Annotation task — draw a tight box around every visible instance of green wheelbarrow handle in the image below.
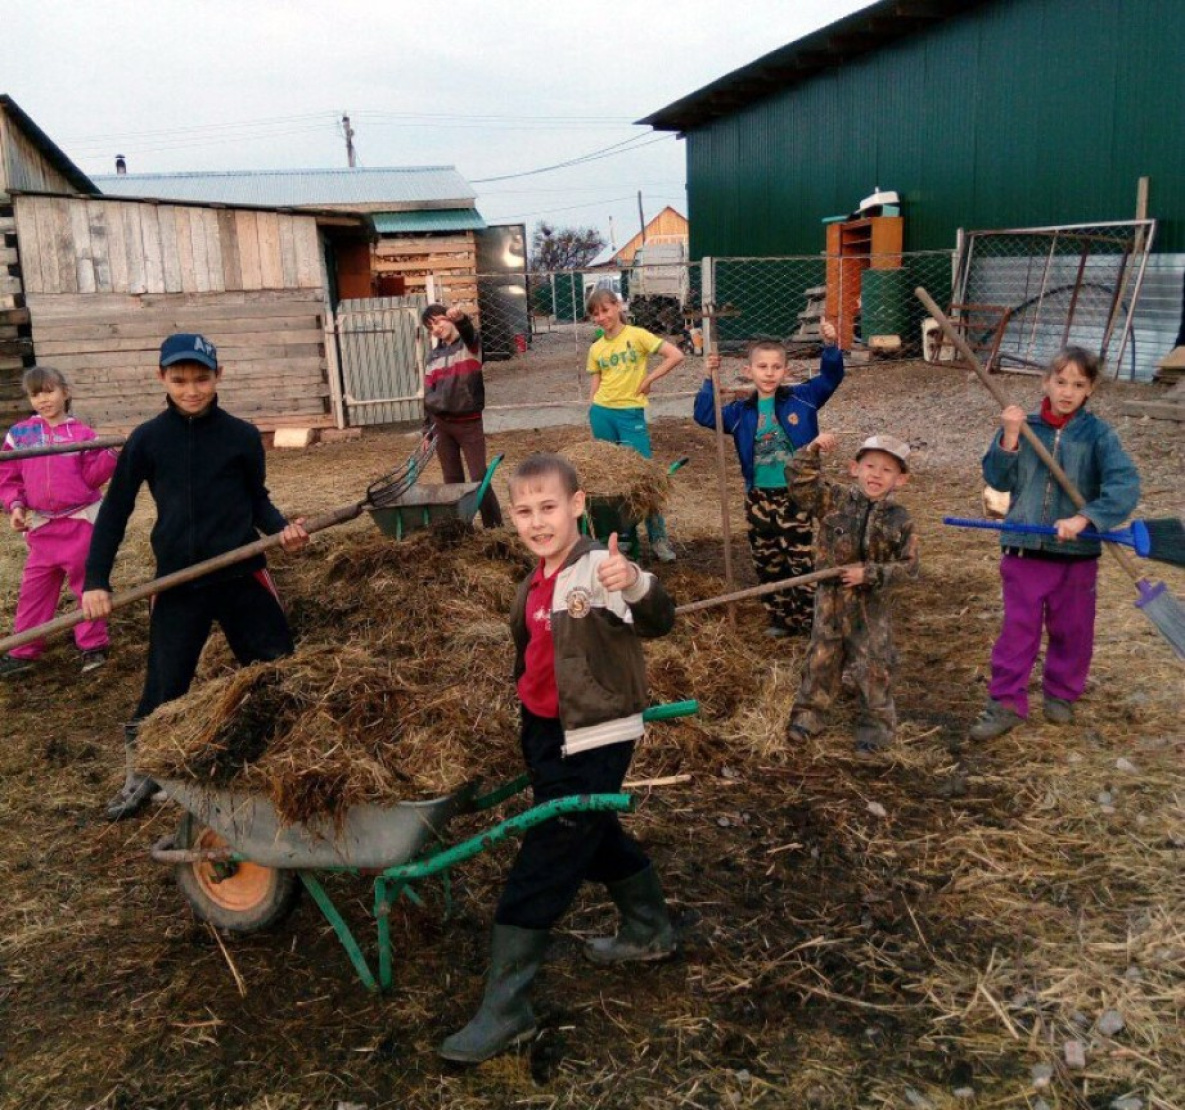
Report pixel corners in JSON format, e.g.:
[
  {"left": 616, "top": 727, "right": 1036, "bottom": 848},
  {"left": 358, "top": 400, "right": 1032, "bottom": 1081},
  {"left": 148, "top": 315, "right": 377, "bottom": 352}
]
[
  {"left": 667, "top": 456, "right": 690, "bottom": 475},
  {"left": 472, "top": 453, "right": 504, "bottom": 514},
  {"left": 471, "top": 700, "right": 699, "bottom": 810}
]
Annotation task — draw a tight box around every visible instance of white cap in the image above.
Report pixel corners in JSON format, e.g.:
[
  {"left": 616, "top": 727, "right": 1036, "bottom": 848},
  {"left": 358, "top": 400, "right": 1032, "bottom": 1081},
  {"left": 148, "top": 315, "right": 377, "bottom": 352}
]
[{"left": 856, "top": 434, "right": 910, "bottom": 472}]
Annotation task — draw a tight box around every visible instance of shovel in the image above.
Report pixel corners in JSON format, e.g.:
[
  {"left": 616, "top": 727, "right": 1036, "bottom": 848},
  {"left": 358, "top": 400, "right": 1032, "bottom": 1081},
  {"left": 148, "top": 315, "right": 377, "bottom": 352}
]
[
  {"left": 917, "top": 287, "right": 1185, "bottom": 661},
  {"left": 0, "top": 432, "right": 438, "bottom": 656},
  {"left": 2, "top": 436, "right": 125, "bottom": 461}
]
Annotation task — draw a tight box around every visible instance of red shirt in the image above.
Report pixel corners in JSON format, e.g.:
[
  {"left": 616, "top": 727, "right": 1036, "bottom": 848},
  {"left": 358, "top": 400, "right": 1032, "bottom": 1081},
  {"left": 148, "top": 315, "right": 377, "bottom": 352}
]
[{"left": 516, "top": 561, "right": 560, "bottom": 719}]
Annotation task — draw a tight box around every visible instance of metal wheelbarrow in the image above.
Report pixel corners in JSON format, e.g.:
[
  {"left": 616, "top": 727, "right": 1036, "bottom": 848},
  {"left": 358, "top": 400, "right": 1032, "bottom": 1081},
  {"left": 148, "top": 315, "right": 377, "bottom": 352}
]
[
  {"left": 369, "top": 454, "right": 503, "bottom": 539},
  {"left": 150, "top": 700, "right": 698, "bottom": 992},
  {"left": 581, "top": 456, "right": 688, "bottom": 559}
]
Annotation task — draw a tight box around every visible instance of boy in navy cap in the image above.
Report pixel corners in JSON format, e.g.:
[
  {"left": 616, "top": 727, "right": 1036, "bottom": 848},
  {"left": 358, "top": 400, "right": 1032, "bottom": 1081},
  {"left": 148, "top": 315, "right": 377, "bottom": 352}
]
[{"left": 82, "top": 333, "right": 309, "bottom": 819}]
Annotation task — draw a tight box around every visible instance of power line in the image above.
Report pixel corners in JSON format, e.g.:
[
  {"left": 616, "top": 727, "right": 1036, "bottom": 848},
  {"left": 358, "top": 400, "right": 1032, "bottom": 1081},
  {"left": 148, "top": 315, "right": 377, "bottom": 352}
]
[{"left": 471, "top": 134, "right": 673, "bottom": 184}]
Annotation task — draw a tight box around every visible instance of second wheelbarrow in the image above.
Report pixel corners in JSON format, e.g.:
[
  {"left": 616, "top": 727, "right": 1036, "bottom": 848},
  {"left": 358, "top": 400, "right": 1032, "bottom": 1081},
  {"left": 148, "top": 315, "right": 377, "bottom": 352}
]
[{"left": 369, "top": 454, "right": 503, "bottom": 539}]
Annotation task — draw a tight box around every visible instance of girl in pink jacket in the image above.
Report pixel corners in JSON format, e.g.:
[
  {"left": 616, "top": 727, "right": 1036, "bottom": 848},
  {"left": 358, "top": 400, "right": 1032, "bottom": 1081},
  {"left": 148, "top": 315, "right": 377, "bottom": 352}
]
[{"left": 0, "top": 367, "right": 118, "bottom": 676}]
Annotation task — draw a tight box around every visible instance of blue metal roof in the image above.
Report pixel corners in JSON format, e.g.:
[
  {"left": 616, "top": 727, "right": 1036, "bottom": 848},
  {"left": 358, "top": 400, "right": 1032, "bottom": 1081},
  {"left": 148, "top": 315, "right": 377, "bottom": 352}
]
[
  {"left": 92, "top": 165, "right": 476, "bottom": 209},
  {"left": 372, "top": 208, "right": 487, "bottom": 234}
]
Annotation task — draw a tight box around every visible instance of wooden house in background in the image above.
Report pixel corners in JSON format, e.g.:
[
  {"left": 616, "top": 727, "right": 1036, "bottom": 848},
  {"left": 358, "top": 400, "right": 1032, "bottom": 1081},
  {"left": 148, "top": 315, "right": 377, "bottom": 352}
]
[
  {"left": 1, "top": 96, "right": 375, "bottom": 432},
  {"left": 608, "top": 206, "right": 689, "bottom": 267}
]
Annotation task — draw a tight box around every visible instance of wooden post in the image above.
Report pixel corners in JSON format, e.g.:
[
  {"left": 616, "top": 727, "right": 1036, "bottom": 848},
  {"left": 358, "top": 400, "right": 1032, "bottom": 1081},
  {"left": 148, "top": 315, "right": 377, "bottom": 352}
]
[
  {"left": 1110, "top": 176, "right": 1150, "bottom": 375},
  {"left": 702, "top": 257, "right": 736, "bottom": 624}
]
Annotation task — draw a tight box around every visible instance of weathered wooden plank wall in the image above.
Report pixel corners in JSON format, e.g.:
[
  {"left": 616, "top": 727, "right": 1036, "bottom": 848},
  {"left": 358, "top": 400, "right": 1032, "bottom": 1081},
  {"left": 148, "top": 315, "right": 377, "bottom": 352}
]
[
  {"left": 23, "top": 289, "right": 333, "bottom": 432},
  {"left": 13, "top": 194, "right": 335, "bottom": 433}
]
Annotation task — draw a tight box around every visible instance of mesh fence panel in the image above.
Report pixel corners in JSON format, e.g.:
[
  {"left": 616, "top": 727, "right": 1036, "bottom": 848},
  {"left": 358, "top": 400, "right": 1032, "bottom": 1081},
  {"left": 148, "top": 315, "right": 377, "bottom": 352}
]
[{"left": 955, "top": 222, "right": 1155, "bottom": 376}]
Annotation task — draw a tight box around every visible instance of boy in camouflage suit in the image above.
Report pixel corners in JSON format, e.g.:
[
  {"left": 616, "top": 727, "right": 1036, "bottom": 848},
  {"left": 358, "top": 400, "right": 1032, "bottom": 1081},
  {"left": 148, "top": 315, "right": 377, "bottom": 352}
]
[{"left": 785, "top": 433, "right": 919, "bottom": 752}]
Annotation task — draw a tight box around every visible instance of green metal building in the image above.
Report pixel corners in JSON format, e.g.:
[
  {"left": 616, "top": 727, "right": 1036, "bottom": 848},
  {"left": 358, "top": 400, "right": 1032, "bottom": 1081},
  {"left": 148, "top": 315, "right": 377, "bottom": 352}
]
[{"left": 642, "top": 0, "right": 1185, "bottom": 257}]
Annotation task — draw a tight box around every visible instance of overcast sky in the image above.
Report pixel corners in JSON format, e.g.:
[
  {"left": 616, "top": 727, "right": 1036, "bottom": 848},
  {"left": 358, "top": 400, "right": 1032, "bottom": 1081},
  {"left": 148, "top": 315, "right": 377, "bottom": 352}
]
[{"left": 6, "top": 1, "right": 868, "bottom": 253}]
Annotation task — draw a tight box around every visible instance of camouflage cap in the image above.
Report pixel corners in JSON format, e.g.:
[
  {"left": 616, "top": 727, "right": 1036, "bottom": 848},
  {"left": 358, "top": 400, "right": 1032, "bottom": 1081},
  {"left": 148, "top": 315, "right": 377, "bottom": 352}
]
[{"left": 855, "top": 434, "right": 910, "bottom": 472}]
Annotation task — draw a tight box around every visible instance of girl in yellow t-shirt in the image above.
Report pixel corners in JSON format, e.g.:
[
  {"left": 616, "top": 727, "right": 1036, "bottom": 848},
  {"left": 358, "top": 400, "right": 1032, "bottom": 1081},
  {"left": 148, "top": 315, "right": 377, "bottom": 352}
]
[{"left": 585, "top": 289, "right": 684, "bottom": 562}]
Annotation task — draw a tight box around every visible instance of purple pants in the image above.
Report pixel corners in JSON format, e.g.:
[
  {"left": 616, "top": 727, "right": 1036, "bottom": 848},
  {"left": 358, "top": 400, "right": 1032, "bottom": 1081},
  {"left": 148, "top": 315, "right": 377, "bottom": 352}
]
[
  {"left": 989, "top": 553, "right": 1098, "bottom": 717},
  {"left": 11, "top": 517, "right": 108, "bottom": 658}
]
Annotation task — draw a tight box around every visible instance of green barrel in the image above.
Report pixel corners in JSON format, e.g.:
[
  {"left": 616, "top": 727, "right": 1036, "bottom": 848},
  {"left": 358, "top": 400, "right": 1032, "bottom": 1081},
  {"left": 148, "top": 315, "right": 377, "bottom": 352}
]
[{"left": 861, "top": 268, "right": 909, "bottom": 338}]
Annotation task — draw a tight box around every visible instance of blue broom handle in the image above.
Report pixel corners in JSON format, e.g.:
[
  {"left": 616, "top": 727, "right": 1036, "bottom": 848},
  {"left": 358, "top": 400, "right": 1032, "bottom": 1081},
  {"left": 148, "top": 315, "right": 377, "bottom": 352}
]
[{"left": 942, "top": 516, "right": 1137, "bottom": 548}]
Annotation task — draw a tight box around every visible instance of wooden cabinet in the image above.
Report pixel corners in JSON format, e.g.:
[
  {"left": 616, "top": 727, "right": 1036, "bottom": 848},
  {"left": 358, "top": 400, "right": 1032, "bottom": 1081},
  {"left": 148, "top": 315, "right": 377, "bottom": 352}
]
[{"left": 824, "top": 216, "right": 903, "bottom": 349}]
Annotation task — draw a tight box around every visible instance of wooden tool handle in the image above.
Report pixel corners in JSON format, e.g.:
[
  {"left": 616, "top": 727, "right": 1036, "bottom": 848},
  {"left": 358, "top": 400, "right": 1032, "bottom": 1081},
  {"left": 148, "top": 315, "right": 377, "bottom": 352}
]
[
  {"left": 0, "top": 501, "right": 364, "bottom": 655},
  {"left": 1, "top": 435, "right": 126, "bottom": 461},
  {"left": 676, "top": 566, "right": 849, "bottom": 615},
  {"left": 915, "top": 288, "right": 1144, "bottom": 585}
]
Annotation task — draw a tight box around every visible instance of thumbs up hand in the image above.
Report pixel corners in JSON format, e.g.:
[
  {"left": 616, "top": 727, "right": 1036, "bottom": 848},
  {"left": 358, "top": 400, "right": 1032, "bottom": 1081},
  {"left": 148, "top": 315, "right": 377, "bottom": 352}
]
[{"left": 597, "top": 532, "right": 640, "bottom": 593}]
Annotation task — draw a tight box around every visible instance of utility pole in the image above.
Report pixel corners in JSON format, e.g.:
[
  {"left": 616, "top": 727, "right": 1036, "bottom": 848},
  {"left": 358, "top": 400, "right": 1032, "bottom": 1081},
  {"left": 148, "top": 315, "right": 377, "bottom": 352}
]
[
  {"left": 342, "top": 113, "right": 357, "bottom": 168},
  {"left": 637, "top": 191, "right": 647, "bottom": 246}
]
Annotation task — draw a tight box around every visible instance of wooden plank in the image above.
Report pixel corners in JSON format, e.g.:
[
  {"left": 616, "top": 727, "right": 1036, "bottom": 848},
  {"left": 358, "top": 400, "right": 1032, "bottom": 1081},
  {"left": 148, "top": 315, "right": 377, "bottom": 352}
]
[
  {"left": 217, "top": 209, "right": 242, "bottom": 291},
  {"left": 158, "top": 207, "right": 183, "bottom": 294},
  {"left": 1118, "top": 399, "right": 1185, "bottom": 421},
  {"left": 0, "top": 337, "right": 34, "bottom": 358},
  {"left": 47, "top": 347, "right": 326, "bottom": 372},
  {"left": 173, "top": 207, "right": 197, "bottom": 293},
  {"left": 67, "top": 201, "right": 96, "bottom": 294},
  {"left": 105, "top": 202, "right": 129, "bottom": 292},
  {"left": 33, "top": 314, "right": 323, "bottom": 341},
  {"left": 86, "top": 200, "right": 112, "bottom": 293},
  {"left": 0, "top": 307, "right": 30, "bottom": 326},
  {"left": 50, "top": 197, "right": 79, "bottom": 295},
  {"left": 34, "top": 197, "right": 61, "bottom": 293},
  {"left": 292, "top": 219, "right": 320, "bottom": 289},
  {"left": 35, "top": 326, "right": 322, "bottom": 353},
  {"left": 189, "top": 204, "right": 212, "bottom": 293},
  {"left": 13, "top": 200, "right": 43, "bottom": 294},
  {"left": 140, "top": 204, "right": 166, "bottom": 293},
  {"left": 278, "top": 215, "right": 298, "bottom": 287},
  {"left": 235, "top": 210, "right": 263, "bottom": 291},
  {"left": 373, "top": 257, "right": 476, "bottom": 273},
  {"left": 201, "top": 209, "right": 225, "bottom": 293},
  {"left": 0, "top": 246, "right": 17, "bottom": 266},
  {"left": 122, "top": 203, "right": 146, "bottom": 294},
  {"left": 375, "top": 234, "right": 474, "bottom": 255},
  {"left": 25, "top": 288, "right": 325, "bottom": 316},
  {"left": 256, "top": 210, "right": 283, "bottom": 290}
]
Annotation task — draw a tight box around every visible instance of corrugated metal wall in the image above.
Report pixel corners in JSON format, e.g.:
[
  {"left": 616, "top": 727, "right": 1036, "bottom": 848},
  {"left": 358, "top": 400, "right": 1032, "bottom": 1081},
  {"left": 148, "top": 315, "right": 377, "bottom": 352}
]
[{"left": 686, "top": 0, "right": 1185, "bottom": 258}]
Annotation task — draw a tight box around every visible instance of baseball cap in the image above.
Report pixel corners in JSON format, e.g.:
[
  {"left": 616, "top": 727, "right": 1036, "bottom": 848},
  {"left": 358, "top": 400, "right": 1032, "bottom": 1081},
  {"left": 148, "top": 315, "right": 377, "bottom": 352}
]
[
  {"left": 160, "top": 333, "right": 218, "bottom": 371},
  {"left": 855, "top": 434, "right": 910, "bottom": 472}
]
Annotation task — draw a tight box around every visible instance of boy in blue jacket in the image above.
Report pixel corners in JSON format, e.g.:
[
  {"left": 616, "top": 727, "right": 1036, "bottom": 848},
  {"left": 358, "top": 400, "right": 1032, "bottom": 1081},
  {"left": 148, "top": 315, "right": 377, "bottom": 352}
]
[{"left": 694, "top": 323, "right": 843, "bottom": 635}]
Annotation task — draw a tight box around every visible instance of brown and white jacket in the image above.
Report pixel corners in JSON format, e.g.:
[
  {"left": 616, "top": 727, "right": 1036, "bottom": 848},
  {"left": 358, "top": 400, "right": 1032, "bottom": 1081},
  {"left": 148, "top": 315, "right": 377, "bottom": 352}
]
[{"left": 511, "top": 537, "right": 675, "bottom": 755}]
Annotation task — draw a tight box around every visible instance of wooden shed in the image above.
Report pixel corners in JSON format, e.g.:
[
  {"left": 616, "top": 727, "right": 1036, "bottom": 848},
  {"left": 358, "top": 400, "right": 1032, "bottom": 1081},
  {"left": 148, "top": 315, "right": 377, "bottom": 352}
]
[
  {"left": 11, "top": 190, "right": 373, "bottom": 432},
  {"left": 1, "top": 95, "right": 97, "bottom": 423}
]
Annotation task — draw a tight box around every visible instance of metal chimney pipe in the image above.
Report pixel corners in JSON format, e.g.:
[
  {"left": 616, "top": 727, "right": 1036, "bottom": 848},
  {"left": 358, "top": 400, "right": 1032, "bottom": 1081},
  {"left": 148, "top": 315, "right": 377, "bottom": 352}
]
[{"left": 115, "top": 154, "right": 127, "bottom": 175}]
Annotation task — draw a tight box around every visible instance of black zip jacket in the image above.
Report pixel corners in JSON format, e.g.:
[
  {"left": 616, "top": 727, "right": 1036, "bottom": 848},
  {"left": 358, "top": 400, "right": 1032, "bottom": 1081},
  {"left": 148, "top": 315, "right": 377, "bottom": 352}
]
[{"left": 84, "top": 397, "right": 288, "bottom": 592}]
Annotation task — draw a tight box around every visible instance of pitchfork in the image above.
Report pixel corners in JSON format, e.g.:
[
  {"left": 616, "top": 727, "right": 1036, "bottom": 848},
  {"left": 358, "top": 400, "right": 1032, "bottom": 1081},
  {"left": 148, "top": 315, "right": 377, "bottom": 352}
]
[{"left": 0, "top": 432, "right": 438, "bottom": 656}]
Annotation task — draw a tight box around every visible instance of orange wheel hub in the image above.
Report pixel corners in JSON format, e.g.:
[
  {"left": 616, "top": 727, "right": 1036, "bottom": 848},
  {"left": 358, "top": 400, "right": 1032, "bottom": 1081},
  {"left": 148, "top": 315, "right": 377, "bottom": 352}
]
[{"left": 191, "top": 829, "right": 276, "bottom": 912}]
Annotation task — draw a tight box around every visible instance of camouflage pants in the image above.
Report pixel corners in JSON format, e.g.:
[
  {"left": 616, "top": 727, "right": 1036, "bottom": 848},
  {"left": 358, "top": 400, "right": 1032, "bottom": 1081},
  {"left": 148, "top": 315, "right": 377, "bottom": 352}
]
[
  {"left": 745, "top": 488, "right": 814, "bottom": 634},
  {"left": 790, "top": 583, "right": 897, "bottom": 745}
]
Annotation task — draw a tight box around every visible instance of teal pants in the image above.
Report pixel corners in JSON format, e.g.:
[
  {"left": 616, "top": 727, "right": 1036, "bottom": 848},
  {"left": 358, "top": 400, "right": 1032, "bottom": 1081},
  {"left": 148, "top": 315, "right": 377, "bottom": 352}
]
[{"left": 588, "top": 404, "right": 668, "bottom": 545}]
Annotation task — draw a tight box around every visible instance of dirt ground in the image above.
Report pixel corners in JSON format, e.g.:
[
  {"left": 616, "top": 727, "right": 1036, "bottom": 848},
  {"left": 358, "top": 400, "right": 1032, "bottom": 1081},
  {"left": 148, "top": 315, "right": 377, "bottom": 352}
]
[{"left": 0, "top": 358, "right": 1182, "bottom": 1110}]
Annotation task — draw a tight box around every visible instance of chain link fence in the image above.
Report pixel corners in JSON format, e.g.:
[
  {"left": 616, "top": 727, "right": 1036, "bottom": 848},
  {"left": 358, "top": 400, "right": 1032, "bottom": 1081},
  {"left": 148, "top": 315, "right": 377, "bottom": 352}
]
[{"left": 353, "top": 237, "right": 1167, "bottom": 429}]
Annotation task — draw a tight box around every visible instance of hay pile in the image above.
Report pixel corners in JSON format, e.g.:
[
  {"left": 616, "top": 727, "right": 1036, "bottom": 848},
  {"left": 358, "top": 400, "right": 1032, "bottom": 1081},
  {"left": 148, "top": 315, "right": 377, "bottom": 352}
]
[
  {"left": 563, "top": 438, "right": 671, "bottom": 521},
  {"left": 136, "top": 525, "right": 736, "bottom": 826}
]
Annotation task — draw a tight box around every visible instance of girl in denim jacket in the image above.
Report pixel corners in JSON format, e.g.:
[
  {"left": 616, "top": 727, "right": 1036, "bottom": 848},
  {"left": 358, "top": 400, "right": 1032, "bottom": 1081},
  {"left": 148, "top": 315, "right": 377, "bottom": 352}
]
[{"left": 970, "top": 347, "right": 1140, "bottom": 740}]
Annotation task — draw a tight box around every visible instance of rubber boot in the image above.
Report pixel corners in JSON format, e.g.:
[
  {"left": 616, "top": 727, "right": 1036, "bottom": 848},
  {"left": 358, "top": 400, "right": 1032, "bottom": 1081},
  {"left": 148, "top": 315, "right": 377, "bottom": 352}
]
[
  {"left": 584, "top": 865, "right": 676, "bottom": 965},
  {"left": 105, "top": 722, "right": 158, "bottom": 821},
  {"left": 438, "top": 924, "right": 548, "bottom": 1064}
]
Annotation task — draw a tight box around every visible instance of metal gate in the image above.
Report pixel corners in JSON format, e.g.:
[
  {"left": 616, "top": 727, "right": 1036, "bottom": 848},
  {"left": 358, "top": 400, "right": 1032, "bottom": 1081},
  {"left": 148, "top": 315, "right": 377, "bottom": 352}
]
[{"left": 336, "top": 295, "right": 426, "bottom": 426}]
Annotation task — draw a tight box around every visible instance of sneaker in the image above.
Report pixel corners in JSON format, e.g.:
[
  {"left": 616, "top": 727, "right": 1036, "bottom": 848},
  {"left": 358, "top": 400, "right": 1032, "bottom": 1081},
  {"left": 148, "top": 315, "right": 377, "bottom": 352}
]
[
  {"left": 650, "top": 538, "right": 677, "bottom": 564},
  {"left": 1043, "top": 696, "right": 1075, "bottom": 725},
  {"left": 80, "top": 649, "right": 108, "bottom": 674},
  {"left": 0, "top": 654, "right": 35, "bottom": 678},
  {"left": 968, "top": 698, "right": 1024, "bottom": 741},
  {"left": 764, "top": 624, "right": 790, "bottom": 639}
]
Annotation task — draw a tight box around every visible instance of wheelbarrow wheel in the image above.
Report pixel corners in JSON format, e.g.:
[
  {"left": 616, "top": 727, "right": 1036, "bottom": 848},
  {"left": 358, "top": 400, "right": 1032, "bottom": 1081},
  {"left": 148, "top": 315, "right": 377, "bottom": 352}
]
[{"left": 174, "top": 814, "right": 299, "bottom": 933}]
